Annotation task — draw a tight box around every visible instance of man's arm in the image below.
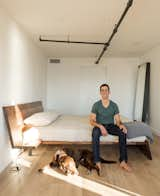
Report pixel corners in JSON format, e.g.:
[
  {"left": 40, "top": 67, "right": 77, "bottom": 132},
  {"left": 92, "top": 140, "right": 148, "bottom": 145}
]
[
  {"left": 90, "top": 113, "right": 108, "bottom": 136},
  {"left": 114, "top": 114, "right": 127, "bottom": 134},
  {"left": 90, "top": 113, "right": 101, "bottom": 128}
]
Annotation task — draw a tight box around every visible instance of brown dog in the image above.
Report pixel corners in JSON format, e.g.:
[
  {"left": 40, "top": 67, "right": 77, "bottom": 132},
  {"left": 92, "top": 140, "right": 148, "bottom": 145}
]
[
  {"left": 38, "top": 149, "right": 79, "bottom": 175},
  {"left": 51, "top": 149, "right": 79, "bottom": 175}
]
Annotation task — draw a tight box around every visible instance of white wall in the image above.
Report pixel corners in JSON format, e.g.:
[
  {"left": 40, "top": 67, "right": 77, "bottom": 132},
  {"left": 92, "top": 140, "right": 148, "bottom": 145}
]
[
  {"left": 47, "top": 58, "right": 139, "bottom": 118},
  {"left": 140, "top": 46, "right": 160, "bottom": 135},
  {"left": 0, "top": 7, "right": 47, "bottom": 172}
]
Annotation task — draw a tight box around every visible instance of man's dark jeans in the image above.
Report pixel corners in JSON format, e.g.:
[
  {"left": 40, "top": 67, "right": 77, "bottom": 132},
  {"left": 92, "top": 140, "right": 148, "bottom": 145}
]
[{"left": 92, "top": 124, "right": 128, "bottom": 163}]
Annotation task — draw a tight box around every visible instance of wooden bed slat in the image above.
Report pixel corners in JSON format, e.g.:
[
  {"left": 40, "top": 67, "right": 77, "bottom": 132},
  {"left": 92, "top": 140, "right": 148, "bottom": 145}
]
[{"left": 41, "top": 141, "right": 147, "bottom": 145}]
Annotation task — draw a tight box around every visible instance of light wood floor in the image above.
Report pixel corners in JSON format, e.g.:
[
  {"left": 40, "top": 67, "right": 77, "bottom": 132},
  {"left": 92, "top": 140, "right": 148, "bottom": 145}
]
[{"left": 0, "top": 136, "right": 160, "bottom": 196}]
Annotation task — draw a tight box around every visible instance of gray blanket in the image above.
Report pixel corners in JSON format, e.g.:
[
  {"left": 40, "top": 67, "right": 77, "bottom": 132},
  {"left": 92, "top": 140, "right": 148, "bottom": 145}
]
[{"left": 124, "top": 121, "right": 153, "bottom": 143}]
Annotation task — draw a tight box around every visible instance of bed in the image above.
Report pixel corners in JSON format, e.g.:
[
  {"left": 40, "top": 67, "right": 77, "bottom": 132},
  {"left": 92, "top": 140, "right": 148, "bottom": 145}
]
[
  {"left": 3, "top": 101, "right": 152, "bottom": 159},
  {"left": 37, "top": 114, "right": 147, "bottom": 143}
]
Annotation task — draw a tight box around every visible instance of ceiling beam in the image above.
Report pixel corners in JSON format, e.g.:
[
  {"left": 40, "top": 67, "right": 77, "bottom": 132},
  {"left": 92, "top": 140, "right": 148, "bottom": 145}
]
[
  {"left": 95, "top": 0, "right": 134, "bottom": 64},
  {"left": 39, "top": 36, "right": 105, "bottom": 45}
]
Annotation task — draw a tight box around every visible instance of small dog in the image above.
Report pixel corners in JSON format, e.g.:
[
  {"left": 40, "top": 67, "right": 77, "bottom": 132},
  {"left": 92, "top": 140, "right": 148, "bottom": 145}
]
[
  {"left": 78, "top": 149, "right": 116, "bottom": 176},
  {"left": 38, "top": 149, "right": 79, "bottom": 175}
]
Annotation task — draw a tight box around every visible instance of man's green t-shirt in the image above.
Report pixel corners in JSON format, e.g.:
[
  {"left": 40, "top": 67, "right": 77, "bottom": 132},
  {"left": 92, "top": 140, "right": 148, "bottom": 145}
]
[{"left": 91, "top": 100, "right": 119, "bottom": 125}]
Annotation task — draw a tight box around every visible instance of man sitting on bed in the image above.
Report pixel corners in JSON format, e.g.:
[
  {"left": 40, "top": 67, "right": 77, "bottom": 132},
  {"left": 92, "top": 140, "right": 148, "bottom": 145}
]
[{"left": 90, "top": 83, "right": 132, "bottom": 172}]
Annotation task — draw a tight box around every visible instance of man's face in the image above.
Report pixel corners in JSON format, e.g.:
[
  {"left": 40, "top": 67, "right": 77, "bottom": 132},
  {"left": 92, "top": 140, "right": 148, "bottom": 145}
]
[{"left": 100, "top": 86, "right": 110, "bottom": 99}]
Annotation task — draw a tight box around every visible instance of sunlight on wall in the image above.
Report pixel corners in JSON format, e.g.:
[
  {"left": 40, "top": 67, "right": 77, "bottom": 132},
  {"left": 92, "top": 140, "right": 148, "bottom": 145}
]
[
  {"left": 7, "top": 24, "right": 25, "bottom": 103},
  {"left": 11, "top": 99, "right": 16, "bottom": 105}
]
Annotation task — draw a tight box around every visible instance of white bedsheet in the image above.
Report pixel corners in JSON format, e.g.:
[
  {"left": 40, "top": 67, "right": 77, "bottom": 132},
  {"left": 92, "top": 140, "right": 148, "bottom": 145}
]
[{"left": 37, "top": 114, "right": 146, "bottom": 142}]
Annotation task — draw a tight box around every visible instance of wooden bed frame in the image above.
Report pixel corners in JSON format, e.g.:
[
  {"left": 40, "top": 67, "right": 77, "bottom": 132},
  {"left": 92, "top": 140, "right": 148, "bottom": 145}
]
[
  {"left": 3, "top": 101, "right": 43, "bottom": 155},
  {"left": 3, "top": 101, "right": 152, "bottom": 159}
]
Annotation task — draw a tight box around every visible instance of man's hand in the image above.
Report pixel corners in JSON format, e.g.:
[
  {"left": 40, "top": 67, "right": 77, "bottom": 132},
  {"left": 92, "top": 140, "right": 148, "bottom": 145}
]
[
  {"left": 119, "top": 124, "right": 127, "bottom": 134},
  {"left": 99, "top": 125, "right": 108, "bottom": 136},
  {"left": 90, "top": 113, "right": 108, "bottom": 136},
  {"left": 115, "top": 114, "right": 127, "bottom": 134}
]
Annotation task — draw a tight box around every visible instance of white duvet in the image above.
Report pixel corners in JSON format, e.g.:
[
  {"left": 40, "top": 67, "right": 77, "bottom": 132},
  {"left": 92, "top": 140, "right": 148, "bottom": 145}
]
[{"left": 37, "top": 114, "right": 146, "bottom": 142}]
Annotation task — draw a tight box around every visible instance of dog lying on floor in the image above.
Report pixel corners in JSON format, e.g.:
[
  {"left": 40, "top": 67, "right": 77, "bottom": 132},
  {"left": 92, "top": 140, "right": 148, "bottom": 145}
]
[{"left": 38, "top": 149, "right": 79, "bottom": 175}]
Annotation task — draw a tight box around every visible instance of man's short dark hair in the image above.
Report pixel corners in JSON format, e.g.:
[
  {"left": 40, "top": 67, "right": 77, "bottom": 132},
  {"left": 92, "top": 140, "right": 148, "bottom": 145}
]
[{"left": 100, "top": 83, "right": 110, "bottom": 91}]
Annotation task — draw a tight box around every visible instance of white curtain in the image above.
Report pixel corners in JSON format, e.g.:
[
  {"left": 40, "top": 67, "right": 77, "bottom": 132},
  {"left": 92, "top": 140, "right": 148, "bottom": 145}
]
[{"left": 133, "top": 63, "right": 147, "bottom": 121}]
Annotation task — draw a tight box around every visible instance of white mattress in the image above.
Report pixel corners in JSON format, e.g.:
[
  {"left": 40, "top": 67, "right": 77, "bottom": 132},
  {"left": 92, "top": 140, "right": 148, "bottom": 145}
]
[{"left": 37, "top": 114, "right": 147, "bottom": 143}]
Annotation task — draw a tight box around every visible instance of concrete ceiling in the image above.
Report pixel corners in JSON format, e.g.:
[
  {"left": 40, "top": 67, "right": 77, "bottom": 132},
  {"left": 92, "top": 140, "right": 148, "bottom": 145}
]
[{"left": 0, "top": 0, "right": 160, "bottom": 58}]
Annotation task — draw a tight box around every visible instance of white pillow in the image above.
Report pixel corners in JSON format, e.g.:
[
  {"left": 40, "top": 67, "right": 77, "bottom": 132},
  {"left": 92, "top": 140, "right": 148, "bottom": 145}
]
[{"left": 24, "top": 111, "right": 61, "bottom": 126}]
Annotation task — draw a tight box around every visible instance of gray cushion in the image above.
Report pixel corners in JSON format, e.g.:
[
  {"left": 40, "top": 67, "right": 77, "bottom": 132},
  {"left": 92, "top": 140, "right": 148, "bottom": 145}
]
[{"left": 124, "top": 121, "right": 153, "bottom": 143}]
